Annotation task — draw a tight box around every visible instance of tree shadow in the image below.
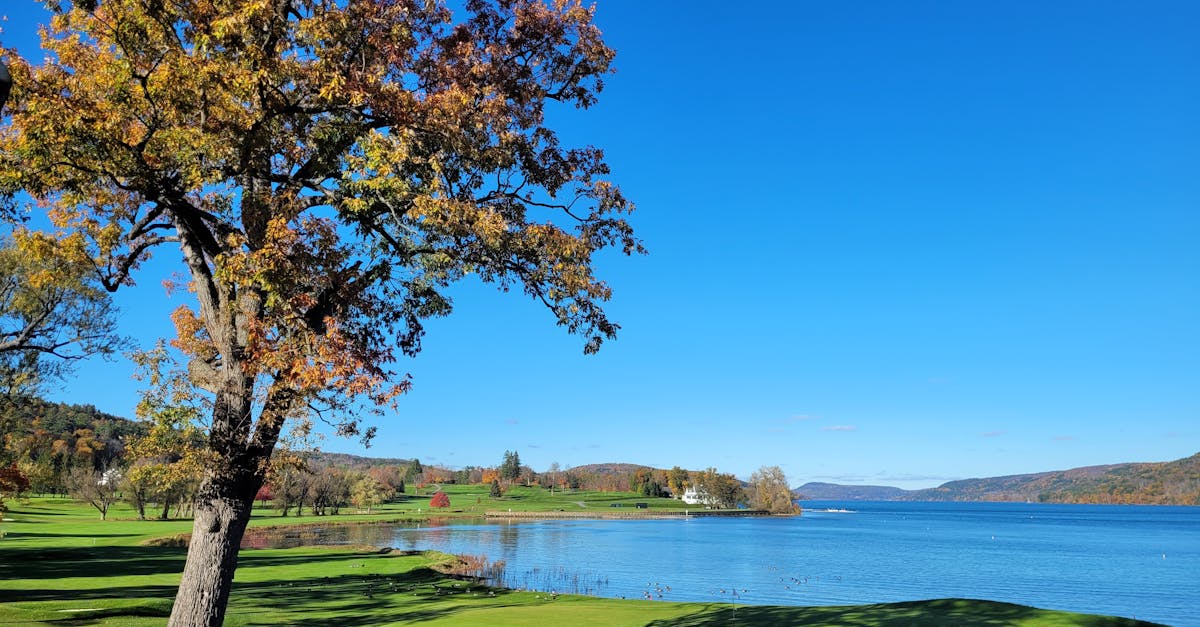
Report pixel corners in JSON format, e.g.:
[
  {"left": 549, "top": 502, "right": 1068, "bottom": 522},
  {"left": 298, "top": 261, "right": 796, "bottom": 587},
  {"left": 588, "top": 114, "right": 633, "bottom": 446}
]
[
  {"left": 226, "top": 565, "right": 527, "bottom": 626},
  {"left": 0, "top": 583, "right": 182, "bottom": 603},
  {"left": 645, "top": 599, "right": 1164, "bottom": 627},
  {"left": 1, "top": 542, "right": 531, "bottom": 626},
  {"left": 4, "top": 509, "right": 71, "bottom": 516},
  {"left": 4, "top": 531, "right": 146, "bottom": 539},
  {"left": 0, "top": 545, "right": 187, "bottom": 581}
]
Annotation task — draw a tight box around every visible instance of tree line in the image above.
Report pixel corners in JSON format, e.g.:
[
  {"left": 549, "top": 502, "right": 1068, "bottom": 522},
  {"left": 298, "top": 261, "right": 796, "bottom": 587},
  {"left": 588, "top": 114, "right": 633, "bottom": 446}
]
[{"left": 3, "top": 407, "right": 798, "bottom": 517}]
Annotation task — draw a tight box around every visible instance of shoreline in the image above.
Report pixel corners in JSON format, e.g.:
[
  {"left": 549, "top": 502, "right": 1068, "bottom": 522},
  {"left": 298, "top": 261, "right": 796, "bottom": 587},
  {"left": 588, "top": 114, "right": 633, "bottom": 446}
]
[
  {"left": 483, "top": 508, "right": 781, "bottom": 519},
  {"left": 1, "top": 498, "right": 1168, "bottom": 627}
]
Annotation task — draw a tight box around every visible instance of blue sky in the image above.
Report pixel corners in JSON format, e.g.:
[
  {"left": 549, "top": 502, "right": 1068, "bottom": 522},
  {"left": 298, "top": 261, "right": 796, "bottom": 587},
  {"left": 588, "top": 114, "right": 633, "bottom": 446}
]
[{"left": 2, "top": 1, "right": 1196, "bottom": 489}]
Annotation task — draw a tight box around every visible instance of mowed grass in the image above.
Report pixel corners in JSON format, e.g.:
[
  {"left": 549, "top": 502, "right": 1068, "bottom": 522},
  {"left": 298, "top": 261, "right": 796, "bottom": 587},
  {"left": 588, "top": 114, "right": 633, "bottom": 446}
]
[
  {"left": 0, "top": 498, "right": 1164, "bottom": 626},
  {"left": 418, "top": 483, "right": 696, "bottom": 513}
]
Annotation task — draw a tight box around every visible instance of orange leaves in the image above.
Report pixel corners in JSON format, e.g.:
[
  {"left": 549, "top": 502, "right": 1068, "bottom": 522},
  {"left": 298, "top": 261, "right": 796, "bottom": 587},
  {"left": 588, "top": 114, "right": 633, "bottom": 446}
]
[
  {"left": 263, "top": 316, "right": 408, "bottom": 407},
  {"left": 169, "top": 306, "right": 215, "bottom": 362},
  {"left": 4, "top": 0, "right": 639, "bottom": 465}
]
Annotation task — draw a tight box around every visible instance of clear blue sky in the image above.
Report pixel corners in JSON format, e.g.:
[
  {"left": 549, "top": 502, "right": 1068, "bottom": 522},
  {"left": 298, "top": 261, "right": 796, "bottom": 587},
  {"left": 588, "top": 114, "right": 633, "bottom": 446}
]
[{"left": 2, "top": 1, "right": 1196, "bottom": 489}]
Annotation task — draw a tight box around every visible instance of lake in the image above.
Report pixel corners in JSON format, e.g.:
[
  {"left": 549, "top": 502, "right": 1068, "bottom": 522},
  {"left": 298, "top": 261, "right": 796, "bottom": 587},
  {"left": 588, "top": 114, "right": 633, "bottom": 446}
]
[{"left": 242, "top": 501, "right": 1199, "bottom": 626}]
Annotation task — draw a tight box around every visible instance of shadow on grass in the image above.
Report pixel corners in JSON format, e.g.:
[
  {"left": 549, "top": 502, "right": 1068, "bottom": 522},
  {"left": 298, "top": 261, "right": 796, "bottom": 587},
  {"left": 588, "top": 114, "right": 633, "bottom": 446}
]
[
  {"left": 0, "top": 545, "right": 188, "bottom": 582},
  {"left": 646, "top": 599, "right": 1163, "bottom": 627},
  {"left": 2, "top": 542, "right": 518, "bottom": 626},
  {"left": 0, "top": 583, "right": 183, "bottom": 604},
  {"left": 6, "top": 507, "right": 72, "bottom": 516},
  {"left": 226, "top": 564, "right": 527, "bottom": 626},
  {"left": 5, "top": 531, "right": 147, "bottom": 539},
  {"left": 1, "top": 544, "right": 435, "bottom": 584}
]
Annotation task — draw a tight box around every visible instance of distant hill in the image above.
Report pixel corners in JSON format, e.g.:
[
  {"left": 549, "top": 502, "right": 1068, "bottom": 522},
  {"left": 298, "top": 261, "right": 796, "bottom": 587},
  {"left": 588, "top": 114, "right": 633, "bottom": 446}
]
[
  {"left": 1, "top": 397, "right": 138, "bottom": 439},
  {"left": 792, "top": 453, "right": 1200, "bottom": 506},
  {"left": 306, "top": 451, "right": 414, "bottom": 469},
  {"left": 909, "top": 453, "right": 1200, "bottom": 505},
  {"left": 793, "top": 482, "right": 908, "bottom": 501},
  {"left": 568, "top": 462, "right": 655, "bottom": 476}
]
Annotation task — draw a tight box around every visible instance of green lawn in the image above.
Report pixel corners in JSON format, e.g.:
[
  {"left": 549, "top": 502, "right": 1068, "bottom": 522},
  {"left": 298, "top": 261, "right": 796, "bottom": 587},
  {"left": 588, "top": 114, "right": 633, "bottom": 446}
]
[
  {"left": 0, "top": 497, "right": 1164, "bottom": 626},
  {"left": 421, "top": 483, "right": 697, "bottom": 512}
]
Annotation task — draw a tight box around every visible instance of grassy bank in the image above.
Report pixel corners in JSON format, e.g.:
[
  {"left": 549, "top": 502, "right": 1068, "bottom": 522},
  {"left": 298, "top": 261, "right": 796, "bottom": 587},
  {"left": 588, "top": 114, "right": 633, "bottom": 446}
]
[{"left": 0, "top": 498, "right": 1163, "bottom": 626}]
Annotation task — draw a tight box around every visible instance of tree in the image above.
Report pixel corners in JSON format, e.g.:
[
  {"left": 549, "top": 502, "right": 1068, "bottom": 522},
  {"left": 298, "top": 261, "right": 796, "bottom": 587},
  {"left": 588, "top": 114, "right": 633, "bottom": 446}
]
[
  {"left": 518, "top": 464, "right": 536, "bottom": 486},
  {"left": 350, "top": 474, "right": 390, "bottom": 513},
  {"left": 65, "top": 465, "right": 120, "bottom": 520},
  {"left": 121, "top": 458, "right": 156, "bottom": 520},
  {"left": 254, "top": 485, "right": 273, "bottom": 508},
  {"left": 0, "top": 462, "right": 30, "bottom": 513},
  {"left": 124, "top": 349, "right": 209, "bottom": 520},
  {"left": 667, "top": 466, "right": 689, "bottom": 499},
  {"left": 0, "top": 234, "right": 124, "bottom": 401},
  {"left": 749, "top": 465, "right": 798, "bottom": 514},
  {"left": 544, "top": 461, "right": 561, "bottom": 493},
  {"left": 269, "top": 465, "right": 303, "bottom": 517},
  {"left": 630, "top": 467, "right": 665, "bottom": 497},
  {"left": 500, "top": 450, "right": 522, "bottom": 483},
  {"left": 1, "top": 2, "right": 636, "bottom": 624},
  {"left": 490, "top": 478, "right": 503, "bottom": 497},
  {"left": 695, "top": 467, "right": 746, "bottom": 509},
  {"left": 430, "top": 490, "right": 450, "bottom": 508},
  {"left": 366, "top": 465, "right": 405, "bottom": 495},
  {"left": 307, "top": 466, "right": 352, "bottom": 515},
  {"left": 407, "top": 459, "right": 425, "bottom": 484}
]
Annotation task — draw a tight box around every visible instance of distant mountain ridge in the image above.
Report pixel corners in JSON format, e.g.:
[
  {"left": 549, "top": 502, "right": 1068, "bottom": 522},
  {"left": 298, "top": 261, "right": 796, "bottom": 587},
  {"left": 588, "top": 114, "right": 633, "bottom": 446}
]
[
  {"left": 794, "top": 452, "right": 1200, "bottom": 505},
  {"left": 792, "top": 482, "right": 907, "bottom": 501},
  {"left": 568, "top": 463, "right": 655, "bottom": 476}
]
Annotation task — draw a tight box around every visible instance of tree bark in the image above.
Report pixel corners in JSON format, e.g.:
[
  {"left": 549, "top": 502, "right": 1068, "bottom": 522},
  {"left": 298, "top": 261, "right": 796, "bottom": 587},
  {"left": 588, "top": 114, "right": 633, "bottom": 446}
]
[{"left": 167, "top": 471, "right": 258, "bottom": 627}]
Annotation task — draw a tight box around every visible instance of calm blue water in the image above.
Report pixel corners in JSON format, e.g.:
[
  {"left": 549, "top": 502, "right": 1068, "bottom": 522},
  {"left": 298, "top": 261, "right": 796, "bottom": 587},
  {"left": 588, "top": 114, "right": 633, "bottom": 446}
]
[{"left": 248, "top": 501, "right": 1200, "bottom": 625}]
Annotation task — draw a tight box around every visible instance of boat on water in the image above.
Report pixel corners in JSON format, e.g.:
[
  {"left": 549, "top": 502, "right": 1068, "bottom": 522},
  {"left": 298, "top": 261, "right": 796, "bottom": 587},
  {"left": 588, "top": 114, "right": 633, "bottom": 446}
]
[{"left": 821, "top": 508, "right": 855, "bottom": 513}]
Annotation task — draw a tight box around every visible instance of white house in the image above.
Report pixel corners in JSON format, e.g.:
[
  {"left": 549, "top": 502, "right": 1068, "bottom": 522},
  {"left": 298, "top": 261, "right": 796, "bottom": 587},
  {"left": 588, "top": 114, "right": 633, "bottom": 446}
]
[{"left": 681, "top": 485, "right": 706, "bottom": 506}]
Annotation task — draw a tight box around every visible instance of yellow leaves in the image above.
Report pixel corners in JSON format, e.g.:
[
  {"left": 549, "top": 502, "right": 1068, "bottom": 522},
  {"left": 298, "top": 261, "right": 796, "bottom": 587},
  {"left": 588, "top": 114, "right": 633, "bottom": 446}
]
[
  {"left": 412, "top": 196, "right": 511, "bottom": 244},
  {"left": 5, "top": 229, "right": 94, "bottom": 291},
  {"left": 317, "top": 72, "right": 346, "bottom": 102}
]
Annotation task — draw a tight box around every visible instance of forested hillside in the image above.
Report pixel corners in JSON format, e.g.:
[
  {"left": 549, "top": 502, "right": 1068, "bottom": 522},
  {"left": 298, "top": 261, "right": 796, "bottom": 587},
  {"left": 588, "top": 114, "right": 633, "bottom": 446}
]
[
  {"left": 794, "top": 454, "right": 1200, "bottom": 505},
  {"left": 910, "top": 453, "right": 1200, "bottom": 505},
  {"left": 0, "top": 397, "right": 142, "bottom": 493},
  {"left": 793, "top": 482, "right": 908, "bottom": 501}
]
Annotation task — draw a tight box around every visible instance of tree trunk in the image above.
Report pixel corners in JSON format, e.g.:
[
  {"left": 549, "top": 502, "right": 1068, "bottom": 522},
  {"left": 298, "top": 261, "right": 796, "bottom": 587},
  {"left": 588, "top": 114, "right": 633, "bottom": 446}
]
[{"left": 167, "top": 473, "right": 257, "bottom": 627}]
